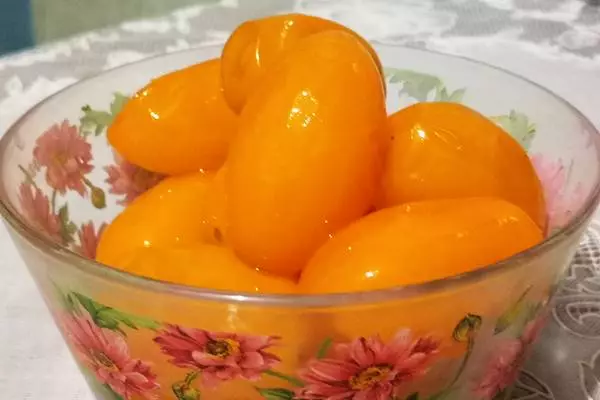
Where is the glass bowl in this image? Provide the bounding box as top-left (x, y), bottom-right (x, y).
top-left (1, 44), bottom-right (599, 400)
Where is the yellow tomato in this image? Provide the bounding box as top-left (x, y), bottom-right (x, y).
top-left (221, 13), bottom-right (384, 113)
top-left (96, 173), bottom-right (218, 267)
top-left (378, 102), bottom-right (546, 229)
top-left (108, 58), bottom-right (238, 175)
top-left (299, 197), bottom-right (543, 293)
top-left (115, 244), bottom-right (296, 294)
top-left (226, 30), bottom-right (387, 277)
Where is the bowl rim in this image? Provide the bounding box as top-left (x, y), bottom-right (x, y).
top-left (1, 43), bottom-right (600, 308)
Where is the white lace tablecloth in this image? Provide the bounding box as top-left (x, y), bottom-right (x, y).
top-left (1, 1), bottom-right (600, 399)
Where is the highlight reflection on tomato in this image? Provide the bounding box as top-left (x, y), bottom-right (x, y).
top-left (378, 102), bottom-right (546, 229)
top-left (299, 197), bottom-right (543, 293)
top-left (225, 30), bottom-right (387, 277)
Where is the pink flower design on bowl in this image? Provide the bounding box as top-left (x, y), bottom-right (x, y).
top-left (104, 154), bottom-right (163, 206)
top-left (18, 183), bottom-right (62, 243)
top-left (296, 330), bottom-right (440, 400)
top-left (73, 221), bottom-right (107, 259)
top-left (33, 120), bottom-right (93, 196)
top-left (474, 316), bottom-right (547, 400)
top-left (60, 311), bottom-right (159, 400)
top-left (154, 325), bottom-right (281, 387)
top-left (531, 154), bottom-right (586, 230)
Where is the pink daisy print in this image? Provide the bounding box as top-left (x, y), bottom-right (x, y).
top-left (296, 330), bottom-right (440, 400)
top-left (473, 339), bottom-right (523, 400)
top-left (530, 154), bottom-right (565, 212)
top-left (105, 154), bottom-right (163, 206)
top-left (61, 311), bottom-right (159, 400)
top-left (18, 183), bottom-right (62, 242)
top-left (154, 325), bottom-right (281, 387)
top-left (552, 182), bottom-right (586, 230)
top-left (74, 221), bottom-right (107, 259)
top-left (531, 154), bottom-right (586, 230)
top-left (33, 120), bottom-right (93, 196)
top-left (474, 316), bottom-right (547, 400)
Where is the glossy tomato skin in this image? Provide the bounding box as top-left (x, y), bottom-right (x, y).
top-left (114, 245), bottom-right (296, 294)
top-left (221, 13), bottom-right (384, 113)
top-left (378, 102), bottom-right (546, 229)
top-left (226, 30), bottom-right (387, 277)
top-left (108, 58), bottom-right (238, 175)
top-left (299, 197), bottom-right (543, 294)
top-left (204, 164), bottom-right (229, 244)
top-left (96, 173), bottom-right (219, 267)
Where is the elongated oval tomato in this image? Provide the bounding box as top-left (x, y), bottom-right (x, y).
top-left (299, 197), bottom-right (543, 293)
top-left (221, 13), bottom-right (384, 113)
top-left (378, 102), bottom-right (546, 229)
top-left (108, 58), bottom-right (238, 175)
top-left (96, 173), bottom-right (220, 267)
top-left (226, 30), bottom-right (387, 277)
top-left (114, 245), bottom-right (296, 294)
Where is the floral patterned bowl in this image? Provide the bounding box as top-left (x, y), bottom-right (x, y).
top-left (1, 44), bottom-right (599, 400)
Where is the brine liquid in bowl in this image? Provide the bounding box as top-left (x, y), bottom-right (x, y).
top-left (0, 22), bottom-right (599, 400)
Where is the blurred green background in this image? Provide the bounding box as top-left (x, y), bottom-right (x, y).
top-left (1, 0), bottom-right (214, 55)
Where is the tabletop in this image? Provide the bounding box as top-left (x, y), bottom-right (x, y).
top-left (1, 1), bottom-right (600, 399)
